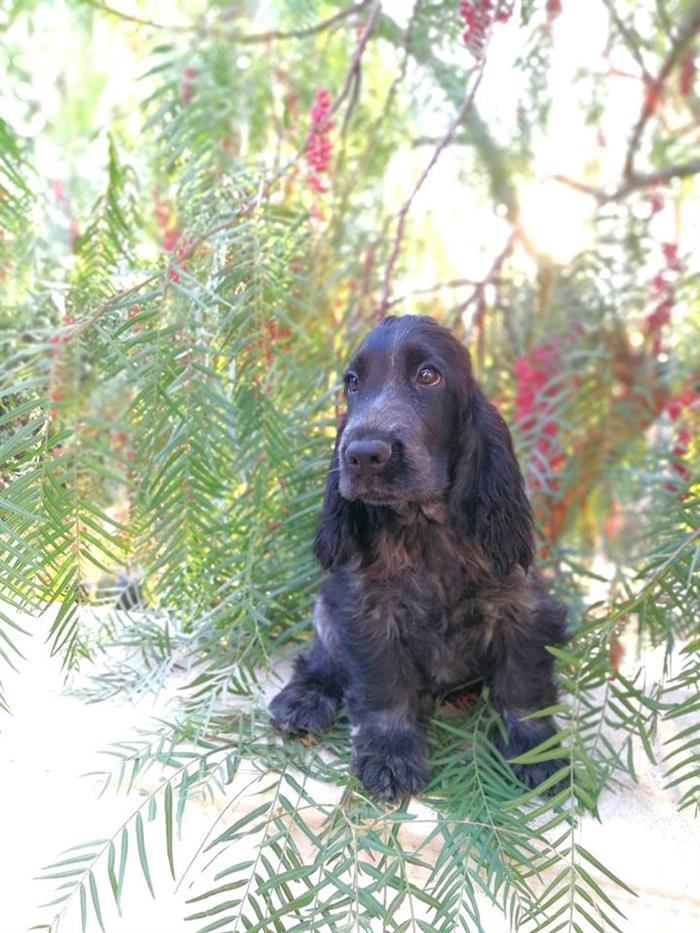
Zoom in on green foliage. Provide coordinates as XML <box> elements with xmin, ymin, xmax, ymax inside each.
<box><xmin>1</xmin><ymin>0</ymin><xmax>699</xmax><ymax>930</ymax></box>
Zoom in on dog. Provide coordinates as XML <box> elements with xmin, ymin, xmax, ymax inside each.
<box><xmin>269</xmin><ymin>315</ymin><xmax>567</xmax><ymax>800</ymax></box>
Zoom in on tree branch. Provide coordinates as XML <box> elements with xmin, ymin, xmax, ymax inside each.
<box><xmin>328</xmin><ymin>1</ymin><xmax>382</xmax><ymax>133</ymax></box>
<box><xmin>551</xmin><ymin>157</ymin><xmax>700</xmax><ymax>204</ymax></box>
<box><xmin>83</xmin><ymin>0</ymin><xmax>370</xmax><ymax>43</ymax></box>
<box><xmin>615</xmin><ymin>159</ymin><xmax>700</xmax><ymax>196</ymax></box>
<box><xmin>383</xmin><ymin>277</ymin><xmax>484</xmax><ymax>312</ymax></box>
<box><xmin>622</xmin><ymin>0</ymin><xmax>700</xmax><ymax>180</ymax></box>
<box><xmin>67</xmin><ymin>274</ymin><xmax>159</xmax><ymax>341</ymax></box>
<box><xmin>377</xmin><ymin>62</ymin><xmax>487</xmax><ymax>315</ymax></box>
<box><xmin>376</xmin><ymin>11</ymin><xmax>522</xmax><ymax>226</ymax></box>
<box><xmin>451</xmin><ymin>231</ymin><xmax>517</xmax><ymax>332</ymax></box>
<box><xmin>601</xmin><ymin>0</ymin><xmax>651</xmax><ymax>81</ymax></box>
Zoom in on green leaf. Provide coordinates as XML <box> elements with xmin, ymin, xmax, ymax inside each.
<box><xmin>165</xmin><ymin>781</ymin><xmax>176</xmax><ymax>879</ymax></box>
<box><xmin>88</xmin><ymin>871</ymin><xmax>106</xmax><ymax>933</ymax></box>
<box><xmin>135</xmin><ymin>813</ymin><xmax>155</xmax><ymax>898</ymax></box>
<box><xmin>79</xmin><ymin>883</ymin><xmax>87</xmax><ymax>933</ymax></box>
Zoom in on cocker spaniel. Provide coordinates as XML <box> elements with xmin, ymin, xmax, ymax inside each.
<box><xmin>269</xmin><ymin>315</ymin><xmax>567</xmax><ymax>800</ymax></box>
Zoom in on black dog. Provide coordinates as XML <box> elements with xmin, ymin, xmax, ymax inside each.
<box><xmin>269</xmin><ymin>315</ymin><xmax>566</xmax><ymax>800</ymax></box>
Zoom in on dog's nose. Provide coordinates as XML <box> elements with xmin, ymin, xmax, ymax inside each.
<box><xmin>345</xmin><ymin>439</ymin><xmax>392</xmax><ymax>475</ymax></box>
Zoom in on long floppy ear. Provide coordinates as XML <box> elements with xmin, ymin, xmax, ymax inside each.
<box><xmin>449</xmin><ymin>389</ymin><xmax>534</xmax><ymax>576</ymax></box>
<box><xmin>313</xmin><ymin>416</ymin><xmax>352</xmax><ymax>571</ymax></box>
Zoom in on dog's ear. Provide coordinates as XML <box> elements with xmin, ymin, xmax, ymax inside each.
<box><xmin>313</xmin><ymin>416</ymin><xmax>352</xmax><ymax>571</ymax></box>
<box><xmin>449</xmin><ymin>389</ymin><xmax>534</xmax><ymax>576</ymax></box>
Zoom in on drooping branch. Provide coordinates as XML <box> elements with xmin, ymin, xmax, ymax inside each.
<box><xmin>328</xmin><ymin>0</ymin><xmax>382</xmax><ymax>133</ymax></box>
<box><xmin>542</xmin><ymin>336</ymin><xmax>670</xmax><ymax>543</ymax></box>
<box><xmin>377</xmin><ymin>63</ymin><xmax>487</xmax><ymax>315</ymax></box>
<box><xmin>376</xmin><ymin>10</ymin><xmax>522</xmax><ymax>228</ymax></box>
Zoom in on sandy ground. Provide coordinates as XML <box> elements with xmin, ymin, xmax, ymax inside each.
<box><xmin>1</xmin><ymin>606</ymin><xmax>699</xmax><ymax>933</ymax></box>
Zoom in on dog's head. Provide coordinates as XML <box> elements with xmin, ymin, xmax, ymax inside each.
<box><xmin>338</xmin><ymin>315</ymin><xmax>460</xmax><ymax>506</ymax></box>
<box><xmin>315</xmin><ymin>315</ymin><xmax>534</xmax><ymax>576</ymax></box>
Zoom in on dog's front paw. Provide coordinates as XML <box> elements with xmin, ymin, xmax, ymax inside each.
<box><xmin>495</xmin><ymin>712</ymin><xmax>569</xmax><ymax>797</ymax></box>
<box><xmin>509</xmin><ymin>757</ymin><xmax>569</xmax><ymax>795</ymax></box>
<box><xmin>269</xmin><ymin>681</ymin><xmax>340</xmax><ymax>735</ymax></box>
<box><xmin>352</xmin><ymin>722</ymin><xmax>430</xmax><ymax>801</ymax></box>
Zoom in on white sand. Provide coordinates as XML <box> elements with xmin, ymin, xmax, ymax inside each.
<box><xmin>1</xmin><ymin>606</ymin><xmax>698</xmax><ymax>933</ymax></box>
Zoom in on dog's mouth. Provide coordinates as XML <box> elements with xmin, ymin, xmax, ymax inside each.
<box><xmin>338</xmin><ymin>469</ymin><xmax>402</xmax><ymax>503</ymax></box>
<box><xmin>356</xmin><ymin>494</ymin><xmax>402</xmax><ymax>507</ymax></box>
<box><xmin>341</xmin><ymin>484</ymin><xmax>403</xmax><ymax>507</ymax></box>
<box><xmin>339</xmin><ymin>462</ymin><xmax>441</xmax><ymax>508</ymax></box>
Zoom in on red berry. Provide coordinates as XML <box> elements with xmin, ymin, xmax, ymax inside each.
<box><xmin>181</xmin><ymin>66</ymin><xmax>197</xmax><ymax>105</ymax></box>
<box><xmin>662</xmin><ymin>242</ymin><xmax>681</xmax><ymax>271</ymax></box>
<box><xmin>645</xmin><ymin>298</ymin><xmax>673</xmax><ymax>333</ymax></box>
<box><xmin>163</xmin><ymin>227</ymin><xmax>181</xmax><ymax>252</ymax></box>
<box><xmin>154</xmin><ymin>201</ymin><xmax>169</xmax><ymax>229</ymax></box>
<box><xmin>608</xmin><ymin>635</ymin><xmax>625</xmax><ymax>673</ymax></box>
<box><xmin>651</xmin><ymin>272</ymin><xmax>669</xmax><ymax>298</ymax></box>
<box><xmin>649</xmin><ymin>189</ymin><xmax>664</xmax><ymax>214</ymax></box>
<box><xmin>679</xmin><ymin>50</ymin><xmax>695</xmax><ymax>98</ymax></box>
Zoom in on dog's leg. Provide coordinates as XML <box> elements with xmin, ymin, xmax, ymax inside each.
<box><xmin>343</xmin><ymin>640</ymin><xmax>430</xmax><ymax>802</ymax></box>
<box><xmin>268</xmin><ymin>635</ymin><xmax>343</xmax><ymax>735</ymax></box>
<box><xmin>489</xmin><ymin>611</ymin><xmax>567</xmax><ymax>792</ymax></box>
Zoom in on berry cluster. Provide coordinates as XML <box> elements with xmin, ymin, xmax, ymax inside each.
<box><xmin>514</xmin><ymin>340</ymin><xmax>566</xmax><ymax>492</ymax></box>
<box><xmin>664</xmin><ymin>380</ymin><xmax>699</xmax><ymax>492</ymax></box>
<box><xmin>460</xmin><ymin>1</ymin><xmax>512</xmax><ymax>56</ymax></box>
<box><xmin>155</xmin><ymin>197</ymin><xmax>194</xmax><ymax>283</ymax></box>
<box><xmin>261</xmin><ymin>319</ymin><xmax>291</xmax><ymax>364</ymax></box>
<box><xmin>305</xmin><ymin>89</ymin><xmax>334</xmax><ymax>194</ymax></box>
<box><xmin>47</xmin><ymin>312</ymin><xmax>78</xmax><ymax>420</ymax></box>
<box><xmin>645</xmin><ymin>241</ymin><xmax>681</xmax><ymax>354</ymax></box>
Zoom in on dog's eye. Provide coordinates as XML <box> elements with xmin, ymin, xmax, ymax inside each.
<box><xmin>416</xmin><ymin>366</ymin><xmax>441</xmax><ymax>386</ymax></box>
<box><xmin>345</xmin><ymin>372</ymin><xmax>359</xmax><ymax>393</ymax></box>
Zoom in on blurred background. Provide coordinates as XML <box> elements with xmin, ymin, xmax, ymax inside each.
<box><xmin>1</xmin><ymin>1</ymin><xmax>699</xmax><ymax>931</ymax></box>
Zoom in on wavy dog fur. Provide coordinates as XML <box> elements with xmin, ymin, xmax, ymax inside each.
<box><xmin>270</xmin><ymin>315</ymin><xmax>567</xmax><ymax>800</ymax></box>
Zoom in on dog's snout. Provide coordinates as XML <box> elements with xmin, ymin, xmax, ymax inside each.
<box><xmin>345</xmin><ymin>439</ymin><xmax>392</xmax><ymax>476</ymax></box>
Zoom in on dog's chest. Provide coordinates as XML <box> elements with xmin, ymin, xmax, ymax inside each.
<box><xmin>358</xmin><ymin>551</ymin><xmax>494</xmax><ymax>689</ymax></box>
